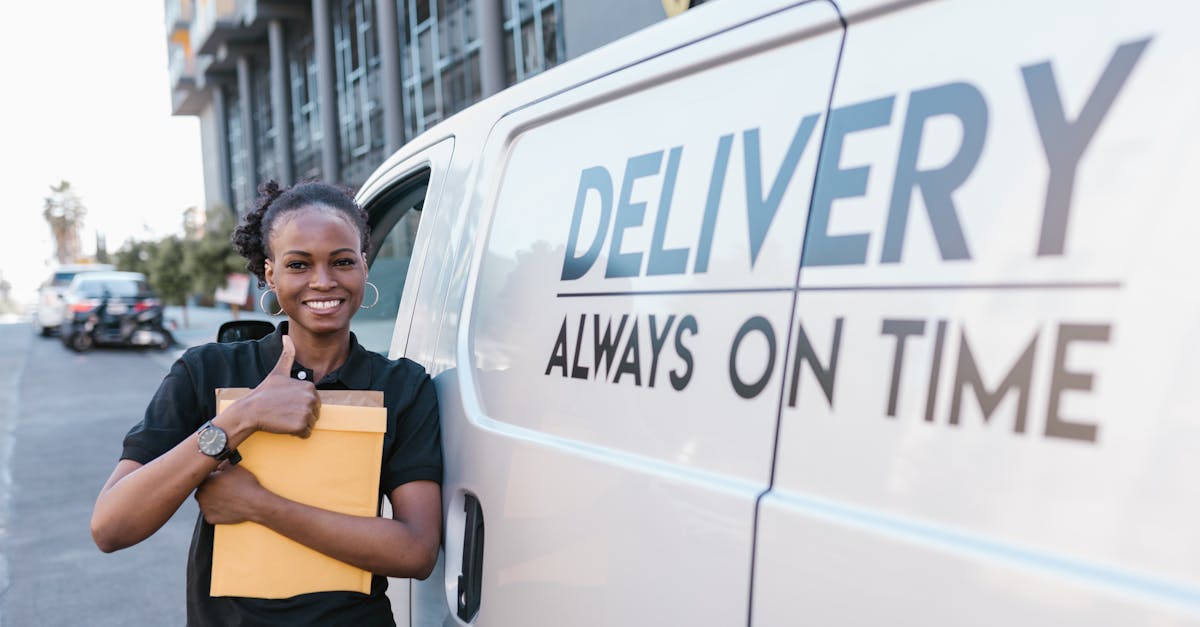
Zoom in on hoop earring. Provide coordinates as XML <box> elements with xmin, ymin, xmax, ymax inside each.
<box><xmin>361</xmin><ymin>281</ymin><xmax>380</xmax><ymax>309</ymax></box>
<box><xmin>259</xmin><ymin>290</ymin><xmax>284</xmax><ymax>316</ymax></box>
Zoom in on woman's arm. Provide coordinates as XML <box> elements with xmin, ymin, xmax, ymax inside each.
<box><xmin>196</xmin><ymin>465</ymin><xmax>442</xmax><ymax>578</ymax></box>
<box><xmin>91</xmin><ymin>336</ymin><xmax>319</xmax><ymax>552</ymax></box>
<box><xmin>90</xmin><ymin>424</ymin><xmax>246</xmax><ymax>553</ymax></box>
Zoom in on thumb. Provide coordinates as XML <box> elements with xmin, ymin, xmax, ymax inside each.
<box><xmin>270</xmin><ymin>334</ymin><xmax>295</xmax><ymax>377</ymax></box>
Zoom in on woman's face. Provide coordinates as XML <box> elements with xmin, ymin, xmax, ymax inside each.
<box><xmin>264</xmin><ymin>205</ymin><xmax>367</xmax><ymax>336</ymax></box>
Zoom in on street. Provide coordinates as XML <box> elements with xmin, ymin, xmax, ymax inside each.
<box><xmin>0</xmin><ymin>321</ymin><xmax>192</xmax><ymax>625</ymax></box>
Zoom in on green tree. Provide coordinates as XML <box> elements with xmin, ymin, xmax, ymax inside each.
<box><xmin>149</xmin><ymin>235</ymin><xmax>194</xmax><ymax>328</ymax></box>
<box><xmin>114</xmin><ymin>239</ymin><xmax>159</xmax><ymax>277</ymax></box>
<box><xmin>184</xmin><ymin>212</ymin><xmax>248</xmax><ymax>315</ymax></box>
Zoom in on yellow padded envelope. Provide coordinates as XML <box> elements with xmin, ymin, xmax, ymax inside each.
<box><xmin>211</xmin><ymin>388</ymin><xmax>387</xmax><ymax>599</ymax></box>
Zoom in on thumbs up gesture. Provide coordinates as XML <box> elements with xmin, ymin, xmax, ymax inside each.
<box><xmin>240</xmin><ymin>335</ymin><xmax>321</xmax><ymax>438</ymax></box>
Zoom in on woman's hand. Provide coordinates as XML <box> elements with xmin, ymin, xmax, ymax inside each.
<box><xmin>195</xmin><ymin>464</ymin><xmax>270</xmax><ymax>525</ymax></box>
<box><xmin>236</xmin><ymin>335</ymin><xmax>320</xmax><ymax>438</ymax></box>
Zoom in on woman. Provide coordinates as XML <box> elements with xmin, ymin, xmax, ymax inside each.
<box><xmin>90</xmin><ymin>181</ymin><xmax>442</xmax><ymax>625</ymax></box>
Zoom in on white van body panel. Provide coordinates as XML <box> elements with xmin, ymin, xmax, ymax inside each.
<box><xmin>355</xmin><ymin>0</ymin><xmax>1200</xmax><ymax>624</ymax></box>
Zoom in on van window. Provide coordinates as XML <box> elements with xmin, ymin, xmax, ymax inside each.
<box><xmin>352</xmin><ymin>173</ymin><xmax>431</xmax><ymax>355</ymax></box>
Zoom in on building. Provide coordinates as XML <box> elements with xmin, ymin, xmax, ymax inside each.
<box><xmin>164</xmin><ymin>0</ymin><xmax>679</xmax><ymax>220</ymax></box>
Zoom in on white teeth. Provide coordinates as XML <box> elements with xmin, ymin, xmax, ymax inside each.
<box><xmin>307</xmin><ymin>300</ymin><xmax>341</xmax><ymax>310</ymax></box>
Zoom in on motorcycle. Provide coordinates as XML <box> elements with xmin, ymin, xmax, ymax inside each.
<box><xmin>61</xmin><ymin>291</ymin><xmax>175</xmax><ymax>352</ymax></box>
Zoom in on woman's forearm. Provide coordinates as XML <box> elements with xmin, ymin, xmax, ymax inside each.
<box><xmin>252</xmin><ymin>484</ymin><xmax>441</xmax><ymax>579</ymax></box>
<box><xmin>90</xmin><ymin>409</ymin><xmax>257</xmax><ymax>552</ymax></box>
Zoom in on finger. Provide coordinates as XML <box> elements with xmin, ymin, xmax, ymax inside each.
<box><xmin>269</xmin><ymin>334</ymin><xmax>296</xmax><ymax>377</ymax></box>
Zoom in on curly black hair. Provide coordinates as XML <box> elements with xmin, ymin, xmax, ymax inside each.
<box><xmin>231</xmin><ymin>180</ymin><xmax>371</xmax><ymax>285</ymax></box>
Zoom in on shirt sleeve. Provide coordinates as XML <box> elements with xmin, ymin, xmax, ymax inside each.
<box><xmin>381</xmin><ymin>368</ymin><xmax>443</xmax><ymax>494</ymax></box>
<box><xmin>122</xmin><ymin>354</ymin><xmax>206</xmax><ymax>464</ymax></box>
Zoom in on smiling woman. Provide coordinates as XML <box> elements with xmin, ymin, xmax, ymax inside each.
<box><xmin>90</xmin><ymin>180</ymin><xmax>443</xmax><ymax>626</ymax></box>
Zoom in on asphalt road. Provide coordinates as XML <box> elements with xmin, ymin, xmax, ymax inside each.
<box><xmin>0</xmin><ymin>322</ymin><xmax>192</xmax><ymax>626</ymax></box>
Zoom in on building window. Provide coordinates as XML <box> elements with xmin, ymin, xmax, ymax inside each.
<box><xmin>289</xmin><ymin>29</ymin><xmax>323</xmax><ymax>182</ymax></box>
<box><xmin>226</xmin><ymin>88</ymin><xmax>250</xmax><ymax>214</ymax></box>
<box><xmin>252</xmin><ymin>61</ymin><xmax>278</xmax><ymax>186</ymax></box>
<box><xmin>333</xmin><ymin>0</ymin><xmax>385</xmax><ymax>186</ymax></box>
<box><xmin>502</xmin><ymin>0</ymin><xmax>563</xmax><ymax>85</ymax></box>
<box><xmin>398</xmin><ymin>0</ymin><xmax>482</xmax><ymax>138</ymax></box>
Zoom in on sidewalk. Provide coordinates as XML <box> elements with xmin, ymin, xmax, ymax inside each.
<box><xmin>163</xmin><ymin>304</ymin><xmax>275</xmax><ymax>349</ymax></box>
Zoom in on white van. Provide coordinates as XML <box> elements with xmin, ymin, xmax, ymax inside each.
<box><xmin>350</xmin><ymin>1</ymin><xmax>1200</xmax><ymax>624</ymax></box>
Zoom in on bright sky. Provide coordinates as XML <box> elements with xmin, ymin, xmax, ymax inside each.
<box><xmin>0</xmin><ymin>0</ymin><xmax>205</xmax><ymax>303</ymax></box>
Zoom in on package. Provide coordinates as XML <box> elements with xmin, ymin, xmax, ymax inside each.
<box><xmin>210</xmin><ymin>388</ymin><xmax>386</xmax><ymax>599</ymax></box>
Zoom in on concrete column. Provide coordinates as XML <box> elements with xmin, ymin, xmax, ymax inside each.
<box><xmin>478</xmin><ymin>0</ymin><xmax>506</xmax><ymax>98</ymax></box>
<box><xmin>236</xmin><ymin>54</ymin><xmax>259</xmax><ymax>198</ymax></box>
<box><xmin>376</xmin><ymin>0</ymin><xmax>405</xmax><ymax>154</ymax></box>
<box><xmin>269</xmin><ymin>19</ymin><xmax>295</xmax><ymax>185</ymax></box>
<box><xmin>211</xmin><ymin>85</ymin><xmax>234</xmax><ymax>216</ymax></box>
<box><xmin>312</xmin><ymin>0</ymin><xmax>341</xmax><ymax>183</ymax></box>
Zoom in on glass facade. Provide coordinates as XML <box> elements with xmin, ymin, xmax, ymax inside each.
<box><xmin>501</xmin><ymin>0</ymin><xmax>564</xmax><ymax>85</ymax></box>
<box><xmin>251</xmin><ymin>61</ymin><xmax>278</xmax><ymax>186</ymax></box>
<box><xmin>289</xmin><ymin>29</ymin><xmax>323</xmax><ymax>182</ymax></box>
<box><xmin>399</xmin><ymin>0</ymin><xmax>482</xmax><ymax>138</ymax></box>
<box><xmin>207</xmin><ymin>0</ymin><xmax>572</xmax><ymax>205</ymax></box>
<box><xmin>333</xmin><ymin>0</ymin><xmax>385</xmax><ymax>186</ymax></box>
<box><xmin>225</xmin><ymin>87</ymin><xmax>250</xmax><ymax>214</ymax></box>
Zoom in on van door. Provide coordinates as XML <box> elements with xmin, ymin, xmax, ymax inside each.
<box><xmin>449</xmin><ymin>2</ymin><xmax>843</xmax><ymax>624</ymax></box>
<box><xmin>355</xmin><ymin>137</ymin><xmax>455</xmax><ymax>357</ymax></box>
<box><xmin>752</xmin><ymin>1</ymin><xmax>1200</xmax><ymax>624</ymax></box>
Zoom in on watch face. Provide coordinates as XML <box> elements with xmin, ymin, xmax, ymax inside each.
<box><xmin>198</xmin><ymin>425</ymin><xmax>227</xmax><ymax>456</ymax></box>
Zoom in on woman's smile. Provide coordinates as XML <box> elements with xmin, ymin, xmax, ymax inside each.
<box><xmin>303</xmin><ymin>297</ymin><xmax>347</xmax><ymax>314</ymax></box>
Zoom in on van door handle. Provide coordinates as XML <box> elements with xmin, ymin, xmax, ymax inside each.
<box><xmin>457</xmin><ymin>494</ymin><xmax>484</xmax><ymax>622</ymax></box>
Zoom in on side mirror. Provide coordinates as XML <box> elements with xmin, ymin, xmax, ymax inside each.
<box><xmin>217</xmin><ymin>320</ymin><xmax>276</xmax><ymax>344</ymax></box>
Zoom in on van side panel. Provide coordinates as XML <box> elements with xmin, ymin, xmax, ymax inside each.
<box><xmin>753</xmin><ymin>1</ymin><xmax>1200</xmax><ymax>623</ymax></box>
<box><xmin>456</xmin><ymin>3</ymin><xmax>843</xmax><ymax>624</ymax></box>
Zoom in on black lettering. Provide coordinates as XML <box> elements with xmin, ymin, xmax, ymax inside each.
<box><xmin>924</xmin><ymin>320</ymin><xmax>948</xmax><ymax>422</ymax></box>
<box><xmin>731</xmin><ymin>316</ymin><xmax>777</xmax><ymax>399</ymax></box>
<box><xmin>787</xmin><ymin>317</ymin><xmax>843</xmax><ymax>407</ymax></box>
<box><xmin>949</xmin><ymin>329</ymin><xmax>1037</xmax><ymax>433</ymax></box>
<box><xmin>670</xmin><ymin>315</ymin><xmax>698</xmax><ymax>391</ymax></box>
<box><xmin>1022</xmin><ymin>38</ymin><xmax>1150</xmax><ymax>256</ymax></box>
<box><xmin>593</xmin><ymin>314</ymin><xmax>629</xmax><ymax>380</ymax></box>
<box><xmin>881</xmin><ymin>319</ymin><xmax>926</xmax><ymax>417</ymax></box>
<box><xmin>647</xmin><ymin>314</ymin><xmax>677</xmax><ymax>388</ymax></box>
<box><xmin>570</xmin><ymin>313</ymin><xmax>589</xmax><ymax>380</ymax></box>
<box><xmin>614</xmin><ymin>320</ymin><xmax>643</xmax><ymax>386</ymax></box>
<box><xmin>1045</xmin><ymin>323</ymin><xmax>1109</xmax><ymax>443</ymax></box>
<box><xmin>545</xmin><ymin>316</ymin><xmax>569</xmax><ymax>377</ymax></box>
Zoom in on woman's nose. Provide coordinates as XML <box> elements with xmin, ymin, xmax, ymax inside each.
<box><xmin>310</xmin><ymin>265</ymin><xmax>336</xmax><ymax>288</ymax></box>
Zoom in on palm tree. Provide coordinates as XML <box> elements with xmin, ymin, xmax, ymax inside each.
<box><xmin>43</xmin><ymin>180</ymin><xmax>87</xmax><ymax>264</ymax></box>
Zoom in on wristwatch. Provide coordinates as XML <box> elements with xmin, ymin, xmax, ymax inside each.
<box><xmin>197</xmin><ymin>420</ymin><xmax>242</xmax><ymax>465</ymax></box>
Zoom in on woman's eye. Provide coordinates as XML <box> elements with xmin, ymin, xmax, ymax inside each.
<box><xmin>334</xmin><ymin>258</ymin><xmax>357</xmax><ymax>267</ymax></box>
<box><xmin>286</xmin><ymin>261</ymin><xmax>307</xmax><ymax>270</ymax></box>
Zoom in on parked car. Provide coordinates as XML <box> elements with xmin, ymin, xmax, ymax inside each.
<box><xmin>59</xmin><ymin>271</ymin><xmax>172</xmax><ymax>351</ymax></box>
<box><xmin>33</xmin><ymin>263</ymin><xmax>115</xmax><ymax>336</ymax></box>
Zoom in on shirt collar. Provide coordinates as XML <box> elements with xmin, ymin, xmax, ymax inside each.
<box><xmin>256</xmin><ymin>320</ymin><xmax>373</xmax><ymax>389</ymax></box>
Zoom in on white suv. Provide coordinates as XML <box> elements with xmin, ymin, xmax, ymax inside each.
<box><xmin>34</xmin><ymin>264</ymin><xmax>115</xmax><ymax>336</ymax></box>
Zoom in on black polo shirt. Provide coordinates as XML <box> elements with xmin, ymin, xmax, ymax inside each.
<box><xmin>122</xmin><ymin>322</ymin><xmax>442</xmax><ymax>626</ymax></box>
